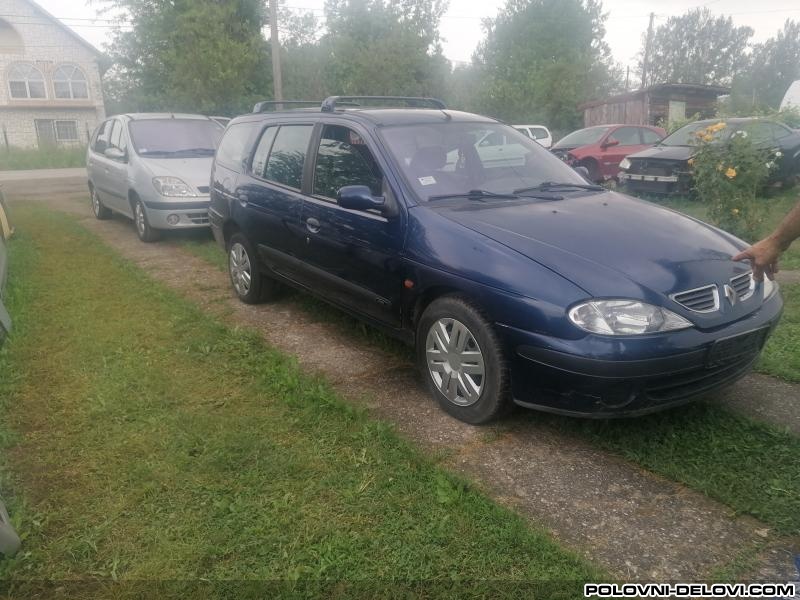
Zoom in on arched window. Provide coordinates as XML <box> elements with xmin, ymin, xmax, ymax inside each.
<box><xmin>7</xmin><ymin>63</ymin><xmax>45</xmax><ymax>99</ymax></box>
<box><xmin>53</xmin><ymin>65</ymin><xmax>88</xmax><ymax>99</ymax></box>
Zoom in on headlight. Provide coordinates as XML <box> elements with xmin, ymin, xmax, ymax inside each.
<box><xmin>619</xmin><ymin>158</ymin><xmax>631</xmax><ymax>170</ymax></box>
<box><xmin>152</xmin><ymin>177</ymin><xmax>197</xmax><ymax>197</ymax></box>
<box><xmin>568</xmin><ymin>300</ymin><xmax>692</xmax><ymax>335</ymax></box>
<box><xmin>763</xmin><ymin>278</ymin><xmax>778</xmax><ymax>299</ymax></box>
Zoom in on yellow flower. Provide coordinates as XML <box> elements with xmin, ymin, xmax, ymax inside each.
<box><xmin>709</xmin><ymin>122</ymin><xmax>727</xmax><ymax>132</ymax></box>
<box><xmin>725</xmin><ymin>167</ymin><xmax>737</xmax><ymax>179</ymax></box>
<box><xmin>687</xmin><ymin>158</ymin><xmax>694</xmax><ymax>166</ymax></box>
<box><xmin>732</xmin><ymin>208</ymin><xmax>740</xmax><ymax>215</ymax></box>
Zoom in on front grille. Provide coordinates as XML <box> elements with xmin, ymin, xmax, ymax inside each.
<box><xmin>730</xmin><ymin>271</ymin><xmax>754</xmax><ymax>301</ymax></box>
<box><xmin>671</xmin><ymin>284</ymin><xmax>719</xmax><ymax>313</ymax></box>
<box><xmin>628</xmin><ymin>159</ymin><xmax>679</xmax><ymax>176</ymax></box>
<box><xmin>644</xmin><ymin>354</ymin><xmax>757</xmax><ymax>402</ymax></box>
<box><xmin>188</xmin><ymin>212</ymin><xmax>209</xmax><ymax>225</ymax></box>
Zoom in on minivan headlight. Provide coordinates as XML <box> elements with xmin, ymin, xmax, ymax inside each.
<box><xmin>763</xmin><ymin>277</ymin><xmax>778</xmax><ymax>299</ymax></box>
<box><xmin>568</xmin><ymin>300</ymin><xmax>692</xmax><ymax>335</ymax></box>
<box><xmin>153</xmin><ymin>177</ymin><xmax>196</xmax><ymax>197</ymax></box>
<box><xmin>619</xmin><ymin>158</ymin><xmax>631</xmax><ymax>170</ymax></box>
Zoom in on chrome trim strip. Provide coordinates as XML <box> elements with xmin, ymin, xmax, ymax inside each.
<box><xmin>730</xmin><ymin>271</ymin><xmax>755</xmax><ymax>302</ymax></box>
<box><xmin>670</xmin><ymin>284</ymin><xmax>720</xmax><ymax>313</ymax></box>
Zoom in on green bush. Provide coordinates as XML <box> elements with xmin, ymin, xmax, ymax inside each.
<box><xmin>690</xmin><ymin>121</ymin><xmax>775</xmax><ymax>240</ymax></box>
<box><xmin>0</xmin><ymin>145</ymin><xmax>87</xmax><ymax>171</ymax></box>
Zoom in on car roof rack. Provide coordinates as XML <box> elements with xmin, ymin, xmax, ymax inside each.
<box><xmin>252</xmin><ymin>100</ymin><xmax>323</xmax><ymax>113</ymax></box>
<box><xmin>320</xmin><ymin>96</ymin><xmax>447</xmax><ymax>113</ymax></box>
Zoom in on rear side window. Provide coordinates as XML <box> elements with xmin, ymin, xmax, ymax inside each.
<box><xmin>514</xmin><ymin>127</ymin><xmax>532</xmax><ymax>138</ymax></box>
<box><xmin>530</xmin><ymin>127</ymin><xmax>548</xmax><ymax>140</ymax></box>
<box><xmin>92</xmin><ymin>120</ymin><xmax>113</xmax><ymax>153</ymax></box>
<box><xmin>264</xmin><ymin>125</ymin><xmax>314</xmax><ymax>189</ymax></box>
<box><xmin>215</xmin><ymin>123</ymin><xmax>253</xmax><ymax>171</ymax></box>
<box><xmin>109</xmin><ymin>119</ymin><xmax>127</xmax><ymax>154</ymax></box>
<box><xmin>251</xmin><ymin>127</ymin><xmax>278</xmax><ymax>178</ymax></box>
<box><xmin>641</xmin><ymin>129</ymin><xmax>662</xmax><ymax>144</ymax></box>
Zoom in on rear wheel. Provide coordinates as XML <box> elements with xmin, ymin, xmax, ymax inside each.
<box><xmin>133</xmin><ymin>197</ymin><xmax>160</xmax><ymax>242</ymax></box>
<box><xmin>227</xmin><ymin>232</ymin><xmax>279</xmax><ymax>304</ymax></box>
<box><xmin>417</xmin><ymin>296</ymin><xmax>510</xmax><ymax>424</ymax></box>
<box><xmin>90</xmin><ymin>187</ymin><xmax>111</xmax><ymax>220</ymax></box>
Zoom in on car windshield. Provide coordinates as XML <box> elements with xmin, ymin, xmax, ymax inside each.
<box><xmin>658</xmin><ymin>121</ymin><xmax>729</xmax><ymax>146</ymax></box>
<box><xmin>553</xmin><ymin>126</ymin><xmax>611</xmax><ymax>148</ymax></box>
<box><xmin>380</xmin><ymin>122</ymin><xmax>589</xmax><ymax>202</ymax></box>
<box><xmin>129</xmin><ymin>119</ymin><xmax>224</xmax><ymax>156</ymax></box>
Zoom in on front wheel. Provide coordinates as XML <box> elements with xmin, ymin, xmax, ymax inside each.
<box><xmin>90</xmin><ymin>187</ymin><xmax>111</xmax><ymax>220</ymax></box>
<box><xmin>417</xmin><ymin>296</ymin><xmax>511</xmax><ymax>424</ymax></box>
<box><xmin>133</xmin><ymin>198</ymin><xmax>160</xmax><ymax>242</ymax></box>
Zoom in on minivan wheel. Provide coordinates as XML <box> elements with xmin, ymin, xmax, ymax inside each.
<box><xmin>133</xmin><ymin>198</ymin><xmax>160</xmax><ymax>242</ymax></box>
<box><xmin>227</xmin><ymin>232</ymin><xmax>279</xmax><ymax>304</ymax></box>
<box><xmin>417</xmin><ymin>296</ymin><xmax>510</xmax><ymax>424</ymax></box>
<box><xmin>91</xmin><ymin>187</ymin><xmax>111</xmax><ymax>220</ymax></box>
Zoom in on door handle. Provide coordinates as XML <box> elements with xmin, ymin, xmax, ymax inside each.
<box><xmin>237</xmin><ymin>193</ymin><xmax>249</xmax><ymax>207</ymax></box>
<box><xmin>305</xmin><ymin>217</ymin><xmax>321</xmax><ymax>233</ymax></box>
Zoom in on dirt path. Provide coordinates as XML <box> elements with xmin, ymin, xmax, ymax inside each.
<box><xmin>8</xmin><ymin>178</ymin><xmax>799</xmax><ymax>582</ymax></box>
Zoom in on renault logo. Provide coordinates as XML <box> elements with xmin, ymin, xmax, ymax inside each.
<box><xmin>724</xmin><ymin>284</ymin><xmax>737</xmax><ymax>306</ymax></box>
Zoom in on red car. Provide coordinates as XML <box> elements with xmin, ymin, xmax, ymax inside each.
<box><xmin>551</xmin><ymin>124</ymin><xmax>666</xmax><ymax>182</ymax></box>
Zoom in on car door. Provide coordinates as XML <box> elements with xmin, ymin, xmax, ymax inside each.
<box><xmin>297</xmin><ymin>122</ymin><xmax>405</xmax><ymax>326</ymax></box>
<box><xmin>235</xmin><ymin>122</ymin><xmax>314</xmax><ymax>283</ymax></box>
<box><xmin>102</xmin><ymin>119</ymin><xmax>132</xmax><ymax>213</ymax></box>
<box><xmin>87</xmin><ymin>119</ymin><xmax>114</xmax><ymax>203</ymax></box>
<box><xmin>600</xmin><ymin>126</ymin><xmax>645</xmax><ymax>178</ymax></box>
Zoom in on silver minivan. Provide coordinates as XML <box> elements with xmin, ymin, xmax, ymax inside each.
<box><xmin>86</xmin><ymin>113</ymin><xmax>224</xmax><ymax>242</ymax></box>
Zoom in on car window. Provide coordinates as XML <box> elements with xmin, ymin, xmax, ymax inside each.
<box><xmin>610</xmin><ymin>127</ymin><xmax>641</xmax><ymax>145</ymax></box>
<box><xmin>478</xmin><ymin>131</ymin><xmax>505</xmax><ymax>147</ymax></box>
<box><xmin>641</xmin><ymin>129</ymin><xmax>662</xmax><ymax>144</ymax></box>
<box><xmin>129</xmin><ymin>119</ymin><xmax>223</xmax><ymax>157</ymax></box>
<box><xmin>531</xmin><ymin>127</ymin><xmax>548</xmax><ymax>140</ymax></box>
<box><xmin>250</xmin><ymin>126</ymin><xmax>278</xmax><ymax>178</ymax></box>
<box><xmin>553</xmin><ymin>126</ymin><xmax>611</xmax><ymax>148</ymax></box>
<box><xmin>740</xmin><ymin>122</ymin><xmax>774</xmax><ymax>144</ymax></box>
<box><xmin>313</xmin><ymin>125</ymin><xmax>383</xmax><ymax>200</ymax></box>
<box><xmin>92</xmin><ymin>120</ymin><xmax>113</xmax><ymax>153</ymax></box>
<box><xmin>264</xmin><ymin>125</ymin><xmax>314</xmax><ymax>190</ymax></box>
<box><xmin>109</xmin><ymin>119</ymin><xmax>127</xmax><ymax>154</ymax></box>
<box><xmin>767</xmin><ymin>122</ymin><xmax>791</xmax><ymax>140</ymax></box>
<box><xmin>216</xmin><ymin>123</ymin><xmax>254</xmax><ymax>171</ymax></box>
<box><xmin>514</xmin><ymin>127</ymin><xmax>532</xmax><ymax>138</ymax></box>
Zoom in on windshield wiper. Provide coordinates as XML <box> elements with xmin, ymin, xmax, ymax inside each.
<box><xmin>428</xmin><ymin>189</ymin><xmax>520</xmax><ymax>202</ymax></box>
<box><xmin>428</xmin><ymin>189</ymin><xmax>562</xmax><ymax>202</ymax></box>
<box><xmin>514</xmin><ymin>181</ymin><xmax>604</xmax><ymax>194</ymax></box>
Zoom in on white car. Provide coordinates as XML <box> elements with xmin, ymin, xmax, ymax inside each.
<box><xmin>780</xmin><ymin>80</ymin><xmax>800</xmax><ymax>111</ymax></box>
<box><xmin>513</xmin><ymin>124</ymin><xmax>553</xmax><ymax>149</ymax></box>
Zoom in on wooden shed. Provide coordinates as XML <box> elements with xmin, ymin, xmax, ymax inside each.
<box><xmin>580</xmin><ymin>84</ymin><xmax>730</xmax><ymax>128</ymax></box>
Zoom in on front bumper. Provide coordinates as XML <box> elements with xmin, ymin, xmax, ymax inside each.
<box><xmin>619</xmin><ymin>172</ymin><xmax>691</xmax><ymax>195</ymax></box>
<box><xmin>142</xmin><ymin>199</ymin><xmax>211</xmax><ymax>229</ymax></box>
<box><xmin>499</xmin><ymin>294</ymin><xmax>783</xmax><ymax>417</ymax></box>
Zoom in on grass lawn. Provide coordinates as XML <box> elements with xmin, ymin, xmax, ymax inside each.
<box><xmin>175</xmin><ymin>225</ymin><xmax>800</xmax><ymax>534</ymax></box>
<box><xmin>0</xmin><ymin>205</ymin><xmax>601</xmax><ymax>596</ymax></box>
<box><xmin>0</xmin><ymin>146</ymin><xmax>87</xmax><ymax>171</ymax></box>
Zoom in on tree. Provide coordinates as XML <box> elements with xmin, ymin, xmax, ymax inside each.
<box><xmin>102</xmin><ymin>0</ymin><xmax>271</xmax><ymax>115</ymax></box>
<box><xmin>639</xmin><ymin>9</ymin><xmax>752</xmax><ymax>87</ymax></box>
<box><xmin>731</xmin><ymin>20</ymin><xmax>800</xmax><ymax>110</ymax></box>
<box><xmin>473</xmin><ymin>0</ymin><xmax>620</xmax><ymax>130</ymax></box>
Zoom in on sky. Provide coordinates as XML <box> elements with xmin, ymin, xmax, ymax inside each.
<box><xmin>34</xmin><ymin>0</ymin><xmax>800</xmax><ymax>72</ymax></box>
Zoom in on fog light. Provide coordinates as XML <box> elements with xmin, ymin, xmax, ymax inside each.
<box><xmin>167</xmin><ymin>214</ymin><xmax>180</xmax><ymax>225</ymax></box>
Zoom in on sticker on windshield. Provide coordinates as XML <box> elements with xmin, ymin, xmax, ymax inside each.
<box><xmin>418</xmin><ymin>176</ymin><xmax>436</xmax><ymax>186</ymax></box>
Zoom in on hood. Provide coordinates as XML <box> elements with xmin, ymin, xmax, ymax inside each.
<box><xmin>628</xmin><ymin>145</ymin><xmax>694</xmax><ymax>161</ymax></box>
<box><xmin>429</xmin><ymin>191</ymin><xmax>752</xmax><ymax>322</ymax></box>
<box><xmin>139</xmin><ymin>157</ymin><xmax>213</xmax><ymax>194</ymax></box>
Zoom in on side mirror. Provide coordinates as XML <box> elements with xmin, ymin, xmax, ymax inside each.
<box><xmin>602</xmin><ymin>138</ymin><xmax>620</xmax><ymax>149</ymax></box>
<box><xmin>337</xmin><ymin>185</ymin><xmax>385</xmax><ymax>212</ymax></box>
<box><xmin>104</xmin><ymin>147</ymin><xmax>126</xmax><ymax>161</ymax></box>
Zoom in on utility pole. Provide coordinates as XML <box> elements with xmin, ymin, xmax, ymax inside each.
<box><xmin>640</xmin><ymin>12</ymin><xmax>655</xmax><ymax>90</ymax></box>
<box><xmin>269</xmin><ymin>0</ymin><xmax>283</xmax><ymax>105</ymax></box>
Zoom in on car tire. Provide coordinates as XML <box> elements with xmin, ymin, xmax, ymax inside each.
<box><xmin>133</xmin><ymin>197</ymin><xmax>161</xmax><ymax>243</ymax></box>
<box><xmin>90</xmin><ymin>186</ymin><xmax>111</xmax><ymax>220</ymax></box>
<box><xmin>417</xmin><ymin>295</ymin><xmax>511</xmax><ymax>424</ymax></box>
<box><xmin>579</xmin><ymin>159</ymin><xmax>600</xmax><ymax>183</ymax></box>
<box><xmin>227</xmin><ymin>232</ymin><xmax>279</xmax><ymax>304</ymax></box>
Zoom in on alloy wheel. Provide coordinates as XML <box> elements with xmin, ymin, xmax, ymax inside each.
<box><xmin>91</xmin><ymin>189</ymin><xmax>100</xmax><ymax>216</ymax></box>
<box><xmin>135</xmin><ymin>202</ymin><xmax>146</xmax><ymax>236</ymax></box>
<box><xmin>229</xmin><ymin>242</ymin><xmax>252</xmax><ymax>296</ymax></box>
<box><xmin>425</xmin><ymin>317</ymin><xmax>485</xmax><ymax>407</ymax></box>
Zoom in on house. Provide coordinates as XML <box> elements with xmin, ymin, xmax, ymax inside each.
<box><xmin>0</xmin><ymin>0</ymin><xmax>106</xmax><ymax>149</ymax></box>
<box><xmin>580</xmin><ymin>84</ymin><xmax>730</xmax><ymax>129</ymax></box>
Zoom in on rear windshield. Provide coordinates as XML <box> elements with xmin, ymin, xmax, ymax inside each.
<box><xmin>129</xmin><ymin>119</ymin><xmax>223</xmax><ymax>157</ymax></box>
<box><xmin>554</xmin><ymin>126</ymin><xmax>610</xmax><ymax>148</ymax></box>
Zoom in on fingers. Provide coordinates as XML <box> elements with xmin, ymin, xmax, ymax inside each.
<box><xmin>732</xmin><ymin>250</ymin><xmax>753</xmax><ymax>263</ymax></box>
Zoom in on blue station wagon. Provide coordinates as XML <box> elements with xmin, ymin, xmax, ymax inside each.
<box><xmin>209</xmin><ymin>97</ymin><xmax>783</xmax><ymax>424</ymax></box>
